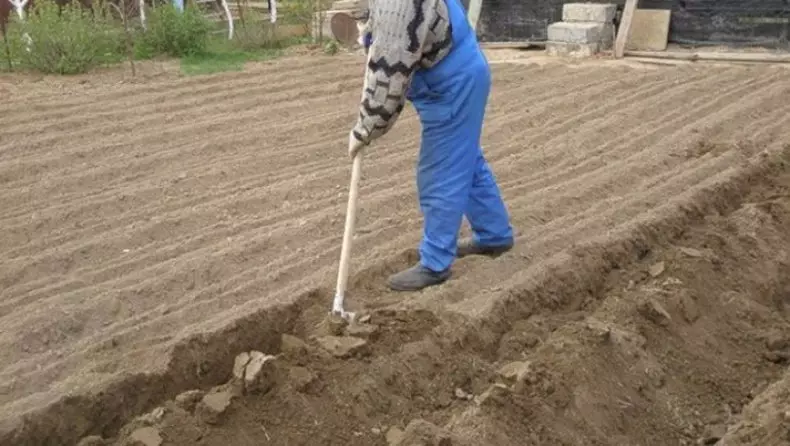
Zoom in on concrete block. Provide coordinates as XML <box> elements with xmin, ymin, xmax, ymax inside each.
<box><xmin>562</xmin><ymin>3</ymin><xmax>617</xmax><ymax>23</ymax></box>
<box><xmin>547</xmin><ymin>22</ymin><xmax>605</xmax><ymax>44</ymax></box>
<box><xmin>598</xmin><ymin>23</ymin><xmax>616</xmax><ymax>49</ymax></box>
<box><xmin>546</xmin><ymin>41</ymin><xmax>599</xmax><ymax>58</ymax></box>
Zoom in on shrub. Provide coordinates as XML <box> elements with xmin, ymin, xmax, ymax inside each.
<box><xmin>5</xmin><ymin>0</ymin><xmax>124</xmax><ymax>74</ymax></box>
<box><xmin>135</xmin><ymin>3</ymin><xmax>212</xmax><ymax>58</ymax></box>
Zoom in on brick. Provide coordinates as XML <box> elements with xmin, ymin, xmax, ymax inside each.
<box><xmin>546</xmin><ymin>42</ymin><xmax>599</xmax><ymax>58</ymax></box>
<box><xmin>547</xmin><ymin>22</ymin><xmax>606</xmax><ymax>44</ymax></box>
<box><xmin>562</xmin><ymin>3</ymin><xmax>617</xmax><ymax>23</ymax></box>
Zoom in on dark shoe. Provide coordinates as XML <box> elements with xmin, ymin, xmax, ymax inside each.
<box><xmin>457</xmin><ymin>239</ymin><xmax>514</xmax><ymax>258</ymax></box>
<box><xmin>387</xmin><ymin>263</ymin><xmax>451</xmax><ymax>292</ymax></box>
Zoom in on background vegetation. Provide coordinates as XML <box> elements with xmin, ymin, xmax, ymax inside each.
<box><xmin>0</xmin><ymin>0</ymin><xmax>336</xmax><ymax>75</ymax></box>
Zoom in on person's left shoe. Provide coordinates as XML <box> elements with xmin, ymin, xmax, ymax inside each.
<box><xmin>387</xmin><ymin>263</ymin><xmax>451</xmax><ymax>292</ymax></box>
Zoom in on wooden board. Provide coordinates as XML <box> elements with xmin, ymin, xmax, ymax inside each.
<box><xmin>614</xmin><ymin>0</ymin><xmax>637</xmax><ymax>58</ymax></box>
<box><xmin>627</xmin><ymin>9</ymin><xmax>671</xmax><ymax>51</ymax></box>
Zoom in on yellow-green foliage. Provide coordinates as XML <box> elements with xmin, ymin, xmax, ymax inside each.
<box><xmin>4</xmin><ymin>0</ymin><xmax>124</xmax><ymax>74</ymax></box>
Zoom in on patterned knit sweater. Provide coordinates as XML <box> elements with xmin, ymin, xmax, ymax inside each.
<box><xmin>351</xmin><ymin>0</ymin><xmax>454</xmax><ymax>147</ymax></box>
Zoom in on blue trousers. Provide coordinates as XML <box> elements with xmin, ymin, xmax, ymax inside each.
<box><xmin>408</xmin><ymin>32</ymin><xmax>514</xmax><ymax>273</ymax></box>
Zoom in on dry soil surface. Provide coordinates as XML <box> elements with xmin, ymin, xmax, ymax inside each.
<box><xmin>2</xmin><ymin>50</ymin><xmax>790</xmax><ymax>446</ymax></box>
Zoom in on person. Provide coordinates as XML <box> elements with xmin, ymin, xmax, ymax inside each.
<box><xmin>348</xmin><ymin>0</ymin><xmax>514</xmax><ymax>292</ymax></box>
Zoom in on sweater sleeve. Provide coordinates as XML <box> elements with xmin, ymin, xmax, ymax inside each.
<box><xmin>350</xmin><ymin>0</ymin><xmax>441</xmax><ymax>146</ymax></box>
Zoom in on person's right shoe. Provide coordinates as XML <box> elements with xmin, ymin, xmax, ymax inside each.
<box><xmin>456</xmin><ymin>239</ymin><xmax>514</xmax><ymax>258</ymax></box>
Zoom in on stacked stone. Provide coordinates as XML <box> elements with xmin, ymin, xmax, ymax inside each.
<box><xmin>546</xmin><ymin>3</ymin><xmax>617</xmax><ymax>58</ymax></box>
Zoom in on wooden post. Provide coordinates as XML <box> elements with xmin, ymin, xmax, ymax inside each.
<box><xmin>614</xmin><ymin>0</ymin><xmax>637</xmax><ymax>59</ymax></box>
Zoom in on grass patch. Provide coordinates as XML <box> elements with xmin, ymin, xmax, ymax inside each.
<box><xmin>180</xmin><ymin>46</ymin><xmax>282</xmax><ymax>75</ymax></box>
<box><xmin>178</xmin><ymin>28</ymin><xmax>310</xmax><ymax>75</ymax></box>
<box><xmin>0</xmin><ymin>0</ymin><xmax>331</xmax><ymax>76</ymax></box>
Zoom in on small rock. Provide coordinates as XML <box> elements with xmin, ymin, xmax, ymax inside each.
<box><xmin>244</xmin><ymin>351</ymin><xmax>277</xmax><ymax>394</ymax></box>
<box><xmin>197</xmin><ymin>388</ymin><xmax>234</xmax><ymax>425</ymax></box>
<box><xmin>288</xmin><ymin>366</ymin><xmax>317</xmax><ymax>392</ymax></box>
<box><xmin>678</xmin><ymin>247</ymin><xmax>704</xmax><ymax>258</ymax></box>
<box><xmin>314</xmin><ymin>335</ymin><xmax>369</xmax><ymax>358</ymax></box>
<box><xmin>232</xmin><ymin>352</ymin><xmax>251</xmax><ymax>381</ymax></box>
<box><xmin>358</xmin><ymin>314</ymin><xmax>372</xmax><ymax>324</ymax></box>
<box><xmin>386</xmin><ymin>427</ymin><xmax>404</xmax><ymax>445</ymax></box>
<box><xmin>649</xmin><ymin>261</ymin><xmax>666</xmax><ymax>278</ymax></box>
<box><xmin>372</xmin><ymin>427</ymin><xmax>382</xmax><ymax>435</ymax></box>
<box><xmin>174</xmin><ymin>389</ymin><xmax>205</xmax><ymax>412</ymax></box>
<box><xmin>454</xmin><ymin>388</ymin><xmax>472</xmax><ymax>400</ymax></box>
<box><xmin>134</xmin><ymin>406</ymin><xmax>165</xmax><ymax>427</ymax></box>
<box><xmin>126</xmin><ymin>427</ymin><xmax>162</xmax><ymax>446</ymax></box>
<box><xmin>662</xmin><ymin>277</ymin><xmax>683</xmax><ymax>286</ymax></box>
<box><xmin>346</xmin><ymin>323</ymin><xmax>379</xmax><ymax>339</ymax></box>
<box><xmin>475</xmin><ymin>383</ymin><xmax>511</xmax><ymax>407</ymax></box>
<box><xmin>638</xmin><ymin>298</ymin><xmax>672</xmax><ymax>326</ymax></box>
<box><xmin>77</xmin><ymin>436</ymin><xmax>107</xmax><ymax>446</ymax></box>
<box><xmin>496</xmin><ymin>361</ymin><xmax>532</xmax><ymax>385</ymax></box>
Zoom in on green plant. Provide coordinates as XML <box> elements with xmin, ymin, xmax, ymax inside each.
<box><xmin>278</xmin><ymin>0</ymin><xmax>331</xmax><ymax>37</ymax></box>
<box><xmin>4</xmin><ymin>0</ymin><xmax>125</xmax><ymax>74</ymax></box>
<box><xmin>135</xmin><ymin>2</ymin><xmax>212</xmax><ymax>58</ymax></box>
<box><xmin>323</xmin><ymin>38</ymin><xmax>338</xmax><ymax>55</ymax></box>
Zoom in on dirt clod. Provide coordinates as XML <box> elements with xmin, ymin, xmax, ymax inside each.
<box><xmin>288</xmin><ymin>366</ymin><xmax>318</xmax><ymax>392</ymax></box>
<box><xmin>638</xmin><ymin>298</ymin><xmax>672</xmax><ymax>326</ymax></box>
<box><xmin>77</xmin><ymin>436</ymin><xmax>107</xmax><ymax>446</ymax></box>
<box><xmin>314</xmin><ymin>335</ymin><xmax>369</xmax><ymax>358</ymax></box>
<box><xmin>386</xmin><ymin>427</ymin><xmax>405</xmax><ymax>445</ymax></box>
<box><xmin>319</xmin><ymin>313</ymin><xmax>349</xmax><ymax>336</ymax></box>
<box><xmin>496</xmin><ymin>361</ymin><xmax>532</xmax><ymax>385</ymax></box>
<box><xmin>243</xmin><ymin>351</ymin><xmax>277</xmax><ymax>394</ymax></box>
<box><xmin>345</xmin><ymin>322</ymin><xmax>379</xmax><ymax>339</ymax></box>
<box><xmin>398</xmin><ymin>419</ymin><xmax>454</xmax><ymax>446</ymax></box>
<box><xmin>699</xmin><ymin>423</ymin><xmax>727</xmax><ymax>444</ymax></box>
<box><xmin>136</xmin><ymin>407</ymin><xmax>165</xmax><ymax>426</ymax></box>
<box><xmin>124</xmin><ymin>427</ymin><xmax>162</xmax><ymax>446</ymax></box>
<box><xmin>174</xmin><ymin>390</ymin><xmax>205</xmax><ymax>413</ymax></box>
<box><xmin>280</xmin><ymin>334</ymin><xmax>309</xmax><ymax>361</ymax></box>
<box><xmin>678</xmin><ymin>247</ymin><xmax>704</xmax><ymax>258</ymax></box>
<box><xmin>764</xmin><ymin>330</ymin><xmax>790</xmax><ymax>351</ymax></box>
<box><xmin>196</xmin><ymin>388</ymin><xmax>235</xmax><ymax>425</ymax></box>
<box><xmin>232</xmin><ymin>352</ymin><xmax>251</xmax><ymax>382</ymax></box>
<box><xmin>678</xmin><ymin>291</ymin><xmax>700</xmax><ymax>323</ymax></box>
<box><xmin>649</xmin><ymin>261</ymin><xmax>666</xmax><ymax>277</ymax></box>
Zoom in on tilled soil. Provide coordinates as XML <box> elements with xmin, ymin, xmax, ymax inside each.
<box><xmin>2</xmin><ymin>50</ymin><xmax>790</xmax><ymax>446</ymax></box>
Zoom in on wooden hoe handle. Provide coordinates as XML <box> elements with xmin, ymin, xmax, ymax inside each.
<box><xmin>332</xmin><ymin>153</ymin><xmax>363</xmax><ymax>317</ymax></box>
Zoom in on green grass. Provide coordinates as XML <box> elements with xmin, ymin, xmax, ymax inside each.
<box><xmin>178</xmin><ymin>34</ymin><xmax>310</xmax><ymax>76</ymax></box>
<box><xmin>180</xmin><ymin>47</ymin><xmax>283</xmax><ymax>75</ymax></box>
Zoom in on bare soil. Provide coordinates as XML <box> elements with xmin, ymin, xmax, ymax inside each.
<box><xmin>2</xmin><ymin>50</ymin><xmax>790</xmax><ymax>446</ymax></box>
